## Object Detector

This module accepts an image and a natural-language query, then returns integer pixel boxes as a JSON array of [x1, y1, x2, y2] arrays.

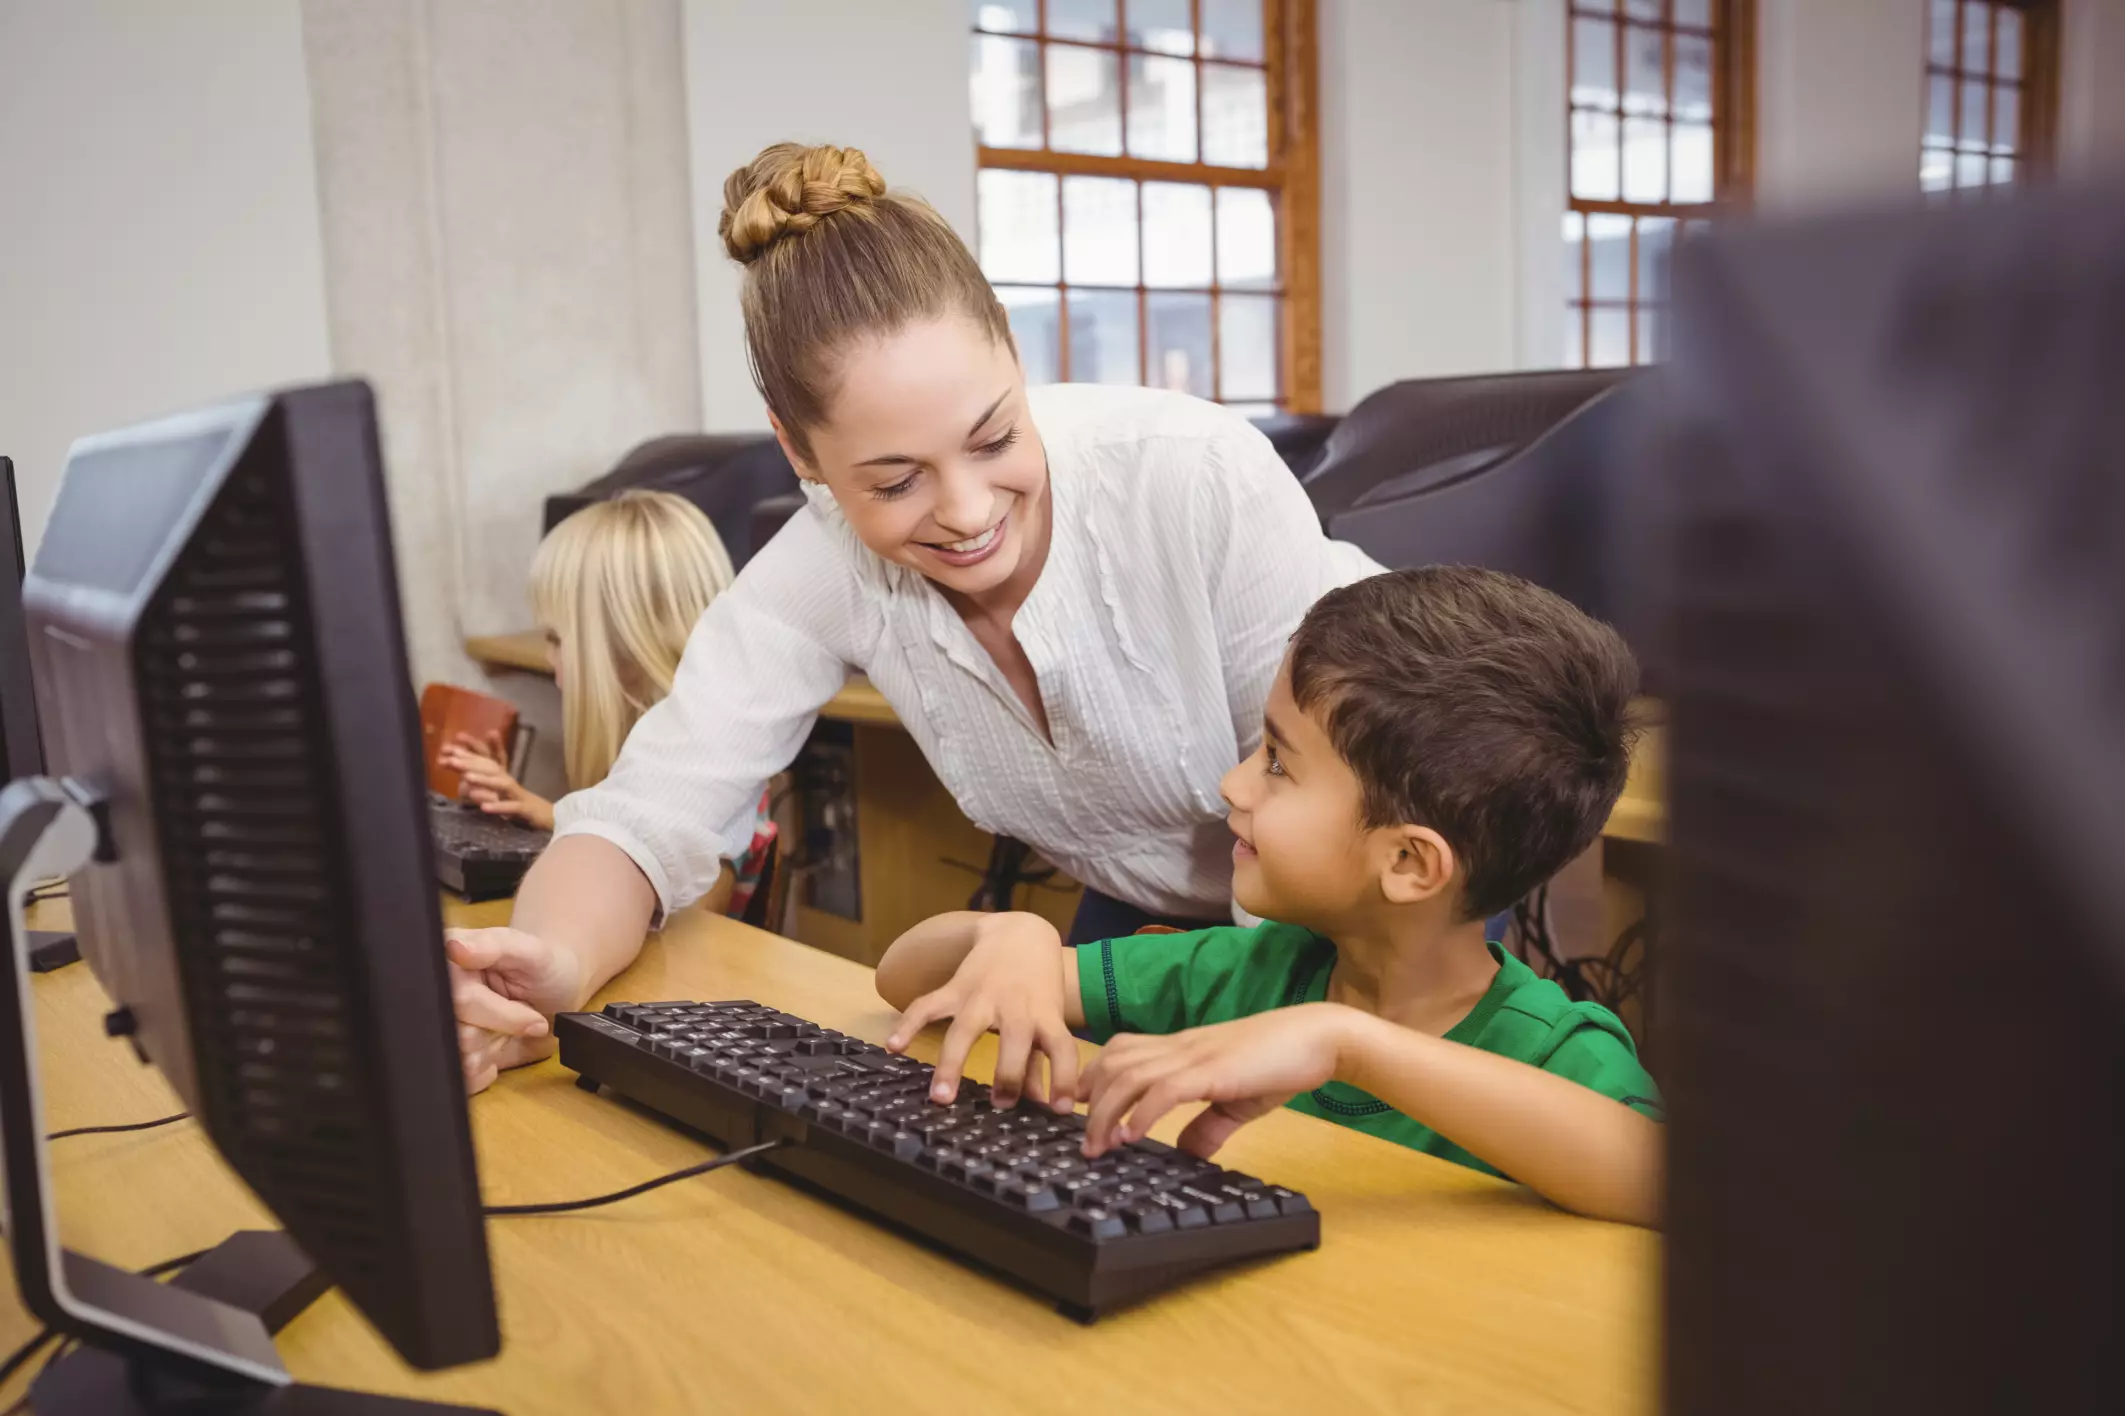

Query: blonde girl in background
[[440, 490, 776, 916]]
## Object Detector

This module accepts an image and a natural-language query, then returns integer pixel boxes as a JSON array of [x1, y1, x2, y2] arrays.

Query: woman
[[448, 142, 1377, 1094]]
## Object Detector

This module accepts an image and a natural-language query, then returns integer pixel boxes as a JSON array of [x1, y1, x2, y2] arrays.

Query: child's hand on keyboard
[[440, 730, 555, 832], [885, 913, 1078, 1115], [1079, 1004, 1356, 1158]]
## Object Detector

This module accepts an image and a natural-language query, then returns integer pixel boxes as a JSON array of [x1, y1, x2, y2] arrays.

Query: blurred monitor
[[20, 382, 499, 1383], [0, 456, 47, 782], [1660, 187, 2122, 1413]]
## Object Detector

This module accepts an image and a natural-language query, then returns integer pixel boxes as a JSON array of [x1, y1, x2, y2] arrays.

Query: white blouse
[[553, 383, 1381, 920]]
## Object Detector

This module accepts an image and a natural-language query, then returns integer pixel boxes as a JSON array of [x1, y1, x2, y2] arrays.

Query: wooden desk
[[4, 898, 1657, 1415]]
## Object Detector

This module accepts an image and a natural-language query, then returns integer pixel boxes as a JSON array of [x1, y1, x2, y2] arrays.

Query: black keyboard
[[428, 795, 549, 901], [556, 1000, 1321, 1319]]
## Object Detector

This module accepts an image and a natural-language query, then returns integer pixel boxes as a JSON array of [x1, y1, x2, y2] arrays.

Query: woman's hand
[[439, 730, 555, 832], [445, 926, 584, 1094]]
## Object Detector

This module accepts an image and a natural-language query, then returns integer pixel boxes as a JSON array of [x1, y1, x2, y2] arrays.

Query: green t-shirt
[[1075, 922, 1664, 1179]]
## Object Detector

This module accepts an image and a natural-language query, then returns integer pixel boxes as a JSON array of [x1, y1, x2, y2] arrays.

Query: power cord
[[45, 1111, 189, 1142], [483, 1137, 786, 1216]]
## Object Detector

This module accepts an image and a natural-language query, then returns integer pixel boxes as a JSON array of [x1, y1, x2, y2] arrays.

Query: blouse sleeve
[[551, 509, 862, 917]]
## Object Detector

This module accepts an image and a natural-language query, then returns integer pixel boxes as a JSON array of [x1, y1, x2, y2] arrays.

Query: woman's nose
[[930, 465, 993, 537]]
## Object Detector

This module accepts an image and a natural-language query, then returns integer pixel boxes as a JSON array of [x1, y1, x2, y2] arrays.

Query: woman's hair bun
[[718, 142, 888, 265]]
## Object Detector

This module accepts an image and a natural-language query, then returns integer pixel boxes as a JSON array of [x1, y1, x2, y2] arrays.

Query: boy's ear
[[1379, 825, 1457, 907]]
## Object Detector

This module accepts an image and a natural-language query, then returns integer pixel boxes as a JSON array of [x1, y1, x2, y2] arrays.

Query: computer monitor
[[5, 382, 498, 1408], [1659, 187, 2122, 1413], [0, 456, 48, 782]]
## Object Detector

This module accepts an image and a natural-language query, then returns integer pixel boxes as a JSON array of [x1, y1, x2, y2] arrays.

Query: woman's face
[[778, 316, 1048, 602]]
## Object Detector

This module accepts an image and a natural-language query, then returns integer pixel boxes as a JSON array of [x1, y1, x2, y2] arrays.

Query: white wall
[[302, 0, 702, 706], [0, 0, 334, 548], [1319, 0, 1524, 411], [682, 0, 978, 433], [2060, 0, 2125, 178], [1755, 0, 1928, 211]]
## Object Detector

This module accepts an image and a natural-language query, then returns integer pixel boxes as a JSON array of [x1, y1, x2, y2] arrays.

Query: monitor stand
[[0, 778, 497, 1415], [26, 927, 76, 971]]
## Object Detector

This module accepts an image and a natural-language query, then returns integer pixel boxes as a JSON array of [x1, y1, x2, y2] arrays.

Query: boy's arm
[[877, 912, 1085, 1110], [1079, 1004, 1663, 1228]]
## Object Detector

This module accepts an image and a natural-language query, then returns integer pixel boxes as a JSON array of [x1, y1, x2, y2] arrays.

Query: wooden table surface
[[465, 630, 1667, 841], [3, 895, 1658, 1415]]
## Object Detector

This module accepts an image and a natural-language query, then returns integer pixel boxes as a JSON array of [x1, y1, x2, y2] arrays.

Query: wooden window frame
[[1923, 0, 2060, 195], [974, 0, 1323, 413], [1564, 0, 1756, 369]]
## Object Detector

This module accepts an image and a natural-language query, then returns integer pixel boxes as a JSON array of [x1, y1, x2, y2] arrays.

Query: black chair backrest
[[1327, 376, 1668, 683], [1302, 368, 1636, 525], [543, 434, 799, 569]]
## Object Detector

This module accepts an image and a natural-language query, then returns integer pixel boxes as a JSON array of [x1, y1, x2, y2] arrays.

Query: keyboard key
[[1065, 1208, 1128, 1241], [1124, 1201, 1173, 1235], [1004, 1182, 1060, 1213], [1270, 1187, 1313, 1217], [887, 1131, 925, 1161]]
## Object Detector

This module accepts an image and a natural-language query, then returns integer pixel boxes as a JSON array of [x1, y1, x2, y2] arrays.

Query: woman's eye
[[873, 473, 919, 502], [974, 426, 1022, 458]]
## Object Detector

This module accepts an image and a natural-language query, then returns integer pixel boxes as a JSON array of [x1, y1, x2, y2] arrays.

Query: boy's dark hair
[[1288, 566, 1640, 921]]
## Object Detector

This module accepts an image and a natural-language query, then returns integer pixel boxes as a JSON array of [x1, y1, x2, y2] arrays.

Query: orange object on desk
[[418, 683, 519, 799]]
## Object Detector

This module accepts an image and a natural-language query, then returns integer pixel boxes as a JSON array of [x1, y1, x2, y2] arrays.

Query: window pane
[[1564, 212, 1586, 305], [1675, 0, 1712, 28], [1991, 154, 2016, 186], [1623, 116, 1667, 203], [1068, 290, 1141, 383], [1637, 305, 1666, 364], [1621, 0, 1662, 20], [1201, 0, 1265, 63], [1001, 287, 1061, 384], [1049, 0, 1117, 43], [1225, 401, 1280, 419], [1926, 74, 1955, 146], [970, 0, 1038, 34], [1929, 0, 1958, 67], [1921, 145, 1955, 192], [1994, 83, 2020, 152], [1572, 108, 1621, 201], [1573, 17, 1618, 108], [1062, 176, 1138, 286], [1201, 63, 1269, 167], [1956, 148, 1989, 187], [1143, 182, 1213, 286], [1962, 1, 1991, 74], [1675, 33, 1713, 122], [1997, 8, 2023, 78], [1623, 25, 1666, 117], [1129, 0, 1195, 55], [1671, 121, 1714, 202], [978, 169, 1059, 283], [971, 35, 1043, 149], [1147, 292, 1214, 396], [1961, 78, 1991, 145], [1128, 53, 1197, 161], [1589, 307, 1631, 369], [1564, 306, 1586, 369], [1219, 293, 1278, 401], [1048, 45, 1122, 154], [1636, 216, 1676, 302], [1216, 187, 1277, 289], [1587, 214, 1632, 302]]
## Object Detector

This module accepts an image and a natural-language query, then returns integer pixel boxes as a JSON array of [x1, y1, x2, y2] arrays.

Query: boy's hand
[[885, 914, 1077, 1113], [1080, 1003, 1358, 1159]]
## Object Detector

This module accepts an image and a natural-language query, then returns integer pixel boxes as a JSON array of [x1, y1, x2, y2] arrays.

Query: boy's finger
[[1082, 1066, 1152, 1155], [930, 1010, 990, 1104], [1118, 1077, 1198, 1148], [989, 1021, 1034, 1108], [1039, 1024, 1080, 1112], [1175, 1102, 1251, 1159], [886, 990, 954, 1052]]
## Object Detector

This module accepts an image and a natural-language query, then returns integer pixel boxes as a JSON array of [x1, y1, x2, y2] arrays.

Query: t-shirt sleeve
[[1544, 1019, 1667, 1122], [1074, 925, 1287, 1043]]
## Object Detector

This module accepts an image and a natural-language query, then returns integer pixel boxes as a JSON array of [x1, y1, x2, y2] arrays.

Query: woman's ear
[[1379, 825, 1457, 908], [767, 409, 817, 483]]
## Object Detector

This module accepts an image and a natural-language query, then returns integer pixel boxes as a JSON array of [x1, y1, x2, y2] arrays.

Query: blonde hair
[[718, 141, 1012, 463], [531, 490, 736, 790]]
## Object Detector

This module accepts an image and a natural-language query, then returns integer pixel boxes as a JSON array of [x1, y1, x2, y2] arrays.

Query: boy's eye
[[1264, 744, 1285, 777]]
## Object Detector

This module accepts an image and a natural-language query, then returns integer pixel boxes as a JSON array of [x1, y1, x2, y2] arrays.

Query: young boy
[[875, 566, 1662, 1227]]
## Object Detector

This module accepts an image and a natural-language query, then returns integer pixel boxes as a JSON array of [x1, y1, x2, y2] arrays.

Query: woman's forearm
[[510, 834, 659, 1007], [1336, 1010, 1664, 1227]]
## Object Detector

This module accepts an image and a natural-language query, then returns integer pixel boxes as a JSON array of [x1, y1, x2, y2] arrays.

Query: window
[[1922, 0, 2058, 196], [969, 0, 1321, 413], [1564, 1, 1754, 369]]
